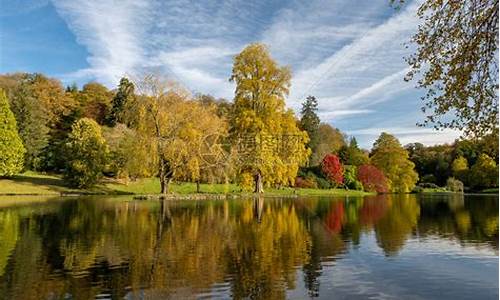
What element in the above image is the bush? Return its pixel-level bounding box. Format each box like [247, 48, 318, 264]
[446, 177, 464, 193]
[357, 164, 389, 193]
[316, 177, 331, 189]
[418, 182, 439, 189]
[344, 165, 364, 190]
[64, 118, 109, 188]
[295, 176, 318, 188]
[321, 154, 344, 186]
[420, 174, 437, 184]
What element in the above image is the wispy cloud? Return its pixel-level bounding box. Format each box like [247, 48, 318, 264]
[50, 0, 460, 147]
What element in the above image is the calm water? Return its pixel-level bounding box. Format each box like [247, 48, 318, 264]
[0, 194, 497, 300]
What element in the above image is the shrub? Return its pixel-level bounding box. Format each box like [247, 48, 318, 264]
[316, 177, 331, 189]
[357, 164, 389, 193]
[446, 177, 464, 193]
[295, 176, 318, 188]
[420, 174, 437, 184]
[321, 154, 343, 186]
[64, 118, 109, 188]
[344, 165, 364, 190]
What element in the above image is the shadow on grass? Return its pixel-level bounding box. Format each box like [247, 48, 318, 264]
[6, 174, 134, 195]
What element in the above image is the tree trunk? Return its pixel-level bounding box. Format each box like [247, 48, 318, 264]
[159, 157, 171, 194]
[196, 181, 201, 193]
[254, 171, 264, 193]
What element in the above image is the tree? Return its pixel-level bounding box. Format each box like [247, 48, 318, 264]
[77, 82, 113, 125]
[338, 137, 369, 166]
[404, 0, 498, 137]
[229, 43, 309, 193]
[131, 75, 228, 194]
[371, 133, 418, 193]
[321, 154, 343, 186]
[64, 118, 109, 188]
[310, 123, 345, 166]
[299, 95, 320, 163]
[0, 89, 25, 176]
[106, 77, 135, 126]
[469, 154, 498, 190]
[357, 164, 389, 193]
[3, 74, 49, 170]
[451, 156, 469, 184]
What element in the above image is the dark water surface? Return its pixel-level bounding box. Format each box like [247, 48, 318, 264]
[0, 194, 497, 299]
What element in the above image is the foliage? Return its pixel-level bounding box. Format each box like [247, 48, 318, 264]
[77, 82, 113, 125]
[446, 177, 464, 193]
[310, 123, 345, 166]
[4, 74, 49, 170]
[371, 133, 418, 193]
[469, 154, 498, 190]
[405, 0, 498, 137]
[229, 43, 310, 192]
[295, 176, 318, 189]
[0, 89, 25, 176]
[357, 164, 388, 193]
[451, 156, 469, 183]
[64, 118, 109, 188]
[343, 165, 363, 191]
[321, 154, 343, 186]
[131, 75, 228, 193]
[299, 95, 320, 163]
[338, 137, 369, 166]
[106, 77, 134, 126]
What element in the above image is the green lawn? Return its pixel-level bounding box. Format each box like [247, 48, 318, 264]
[0, 172, 374, 197]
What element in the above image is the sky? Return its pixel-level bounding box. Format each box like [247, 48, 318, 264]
[0, 0, 461, 149]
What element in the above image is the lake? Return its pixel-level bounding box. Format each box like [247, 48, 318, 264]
[0, 194, 497, 299]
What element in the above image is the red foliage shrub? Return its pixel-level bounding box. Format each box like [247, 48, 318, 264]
[321, 154, 344, 186]
[295, 176, 318, 188]
[357, 164, 389, 193]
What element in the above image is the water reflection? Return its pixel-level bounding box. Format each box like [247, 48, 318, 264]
[0, 194, 497, 299]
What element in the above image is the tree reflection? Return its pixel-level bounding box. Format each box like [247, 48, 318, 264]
[0, 194, 497, 299]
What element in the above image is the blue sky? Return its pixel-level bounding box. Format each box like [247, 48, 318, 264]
[0, 0, 461, 149]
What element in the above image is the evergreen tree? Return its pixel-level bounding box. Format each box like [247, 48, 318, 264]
[0, 89, 25, 176]
[299, 95, 320, 161]
[106, 77, 134, 126]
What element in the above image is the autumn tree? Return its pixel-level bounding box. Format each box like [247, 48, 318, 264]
[404, 0, 499, 137]
[63, 118, 109, 188]
[77, 82, 113, 125]
[357, 164, 389, 193]
[451, 156, 469, 184]
[321, 154, 343, 187]
[310, 123, 345, 166]
[131, 75, 227, 194]
[371, 133, 418, 193]
[229, 43, 310, 193]
[0, 89, 25, 176]
[299, 95, 320, 164]
[469, 154, 498, 190]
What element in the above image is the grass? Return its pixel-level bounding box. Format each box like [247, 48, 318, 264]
[0, 171, 374, 197]
[481, 188, 499, 194]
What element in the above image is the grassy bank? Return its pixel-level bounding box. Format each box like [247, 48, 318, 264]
[0, 172, 373, 197]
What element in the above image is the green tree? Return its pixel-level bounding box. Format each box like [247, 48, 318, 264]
[7, 76, 49, 170]
[0, 89, 25, 176]
[469, 154, 498, 190]
[404, 0, 498, 137]
[106, 77, 135, 126]
[64, 118, 109, 187]
[371, 133, 418, 193]
[229, 43, 310, 192]
[338, 137, 369, 166]
[299, 95, 320, 164]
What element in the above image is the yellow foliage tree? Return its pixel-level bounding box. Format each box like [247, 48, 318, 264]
[229, 43, 310, 193]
